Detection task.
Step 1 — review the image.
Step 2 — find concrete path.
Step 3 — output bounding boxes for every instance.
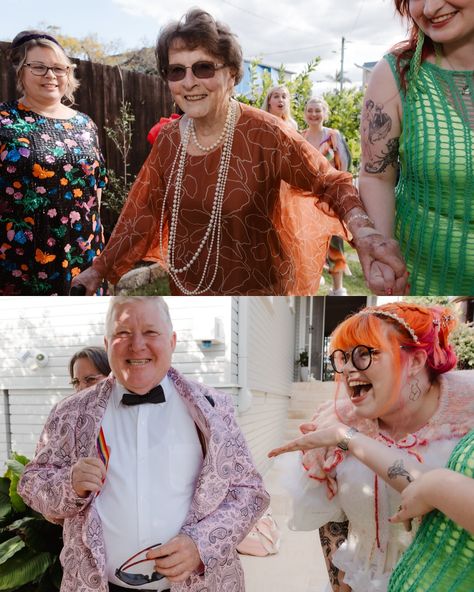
[240,464,330,592]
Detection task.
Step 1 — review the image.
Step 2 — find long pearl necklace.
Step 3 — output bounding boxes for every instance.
[159,99,237,295]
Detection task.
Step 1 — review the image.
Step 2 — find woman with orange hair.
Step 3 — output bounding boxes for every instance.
[269,302,474,591]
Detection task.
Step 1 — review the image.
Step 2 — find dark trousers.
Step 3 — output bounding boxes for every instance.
[108,583,170,592]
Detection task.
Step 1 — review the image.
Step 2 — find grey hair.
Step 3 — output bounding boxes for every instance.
[10,30,79,104]
[105,297,173,337]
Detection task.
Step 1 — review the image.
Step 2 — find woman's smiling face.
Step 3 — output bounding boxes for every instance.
[409,0,474,46]
[338,326,408,421]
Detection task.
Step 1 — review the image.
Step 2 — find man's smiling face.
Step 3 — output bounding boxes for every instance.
[105,300,176,394]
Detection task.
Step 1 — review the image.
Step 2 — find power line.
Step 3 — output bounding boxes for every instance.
[220,0,310,34]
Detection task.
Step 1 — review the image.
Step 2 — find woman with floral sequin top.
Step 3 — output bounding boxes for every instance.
[0,30,107,295]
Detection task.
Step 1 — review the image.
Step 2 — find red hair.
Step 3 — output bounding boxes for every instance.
[391,0,435,91]
[331,302,458,378]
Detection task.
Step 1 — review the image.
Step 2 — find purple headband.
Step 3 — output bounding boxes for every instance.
[11,34,62,50]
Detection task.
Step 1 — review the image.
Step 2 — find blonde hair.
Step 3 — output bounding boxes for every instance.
[304,97,330,121]
[10,30,79,104]
[262,85,297,128]
[105,296,173,337]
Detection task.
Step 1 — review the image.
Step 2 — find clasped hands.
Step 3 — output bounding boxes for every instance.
[352,229,409,296]
[71,457,203,582]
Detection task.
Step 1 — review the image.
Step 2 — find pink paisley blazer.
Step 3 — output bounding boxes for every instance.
[18,368,269,592]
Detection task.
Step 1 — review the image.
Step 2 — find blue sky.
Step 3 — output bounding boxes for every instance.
[2,0,408,90]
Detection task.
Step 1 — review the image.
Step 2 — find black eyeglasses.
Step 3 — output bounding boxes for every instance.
[24,62,69,77]
[115,543,165,586]
[164,61,226,82]
[329,345,380,374]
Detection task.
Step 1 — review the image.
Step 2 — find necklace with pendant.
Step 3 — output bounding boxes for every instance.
[159,100,237,295]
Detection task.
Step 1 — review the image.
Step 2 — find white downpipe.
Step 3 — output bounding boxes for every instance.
[307,297,313,382]
[237,297,253,413]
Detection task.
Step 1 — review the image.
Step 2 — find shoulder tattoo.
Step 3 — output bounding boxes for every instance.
[364,137,399,174]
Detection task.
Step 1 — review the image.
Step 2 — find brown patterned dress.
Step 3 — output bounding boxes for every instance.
[93,103,361,295]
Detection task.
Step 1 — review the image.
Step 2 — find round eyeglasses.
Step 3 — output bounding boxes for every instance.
[24,62,69,77]
[164,61,226,82]
[329,345,380,374]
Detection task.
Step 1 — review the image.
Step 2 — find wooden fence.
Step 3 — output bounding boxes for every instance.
[0,42,174,231]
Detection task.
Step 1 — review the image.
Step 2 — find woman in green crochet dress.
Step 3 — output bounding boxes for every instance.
[359,0,474,295]
[388,430,474,591]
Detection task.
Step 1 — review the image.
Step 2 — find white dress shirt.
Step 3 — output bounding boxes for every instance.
[94,375,204,590]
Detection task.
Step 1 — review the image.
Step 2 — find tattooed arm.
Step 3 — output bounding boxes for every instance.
[359,58,402,238]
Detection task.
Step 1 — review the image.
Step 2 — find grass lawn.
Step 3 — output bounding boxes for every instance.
[127,246,369,296]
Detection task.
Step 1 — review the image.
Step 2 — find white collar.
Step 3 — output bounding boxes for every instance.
[111,374,173,409]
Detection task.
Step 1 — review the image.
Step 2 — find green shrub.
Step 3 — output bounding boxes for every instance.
[451,322,474,370]
[0,454,62,591]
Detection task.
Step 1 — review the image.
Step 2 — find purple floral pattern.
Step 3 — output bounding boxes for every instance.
[0,100,107,295]
[18,368,269,591]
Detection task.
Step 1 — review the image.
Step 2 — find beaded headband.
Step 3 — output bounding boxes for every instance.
[361,308,419,343]
[11,34,62,49]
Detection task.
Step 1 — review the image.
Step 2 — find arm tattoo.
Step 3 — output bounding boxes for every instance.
[319,521,350,590]
[387,459,414,483]
[364,138,400,174]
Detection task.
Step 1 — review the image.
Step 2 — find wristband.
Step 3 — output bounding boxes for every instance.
[336,426,359,451]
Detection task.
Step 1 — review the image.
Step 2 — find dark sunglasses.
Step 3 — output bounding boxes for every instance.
[164,61,226,81]
[329,345,380,374]
[115,543,165,586]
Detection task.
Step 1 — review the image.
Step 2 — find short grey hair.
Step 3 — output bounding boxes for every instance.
[105,297,173,337]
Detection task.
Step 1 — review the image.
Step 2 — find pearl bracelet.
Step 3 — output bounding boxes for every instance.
[346,212,375,226]
[336,426,359,451]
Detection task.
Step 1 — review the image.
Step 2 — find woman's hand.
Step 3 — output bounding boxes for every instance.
[268,423,349,458]
[389,470,438,524]
[353,230,408,295]
[70,267,103,295]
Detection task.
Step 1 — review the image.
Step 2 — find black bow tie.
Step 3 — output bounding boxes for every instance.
[121,385,166,406]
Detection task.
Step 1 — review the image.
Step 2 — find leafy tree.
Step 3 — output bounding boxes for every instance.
[235,58,320,129]
[44,26,120,64]
[0,453,63,591]
[323,87,364,172]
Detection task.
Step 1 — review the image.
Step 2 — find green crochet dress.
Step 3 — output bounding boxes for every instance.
[385,53,474,295]
[388,430,474,592]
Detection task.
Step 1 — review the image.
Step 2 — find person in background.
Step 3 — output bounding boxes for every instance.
[0,30,107,295]
[261,87,348,294]
[19,296,269,592]
[72,9,408,297]
[359,0,474,295]
[302,97,352,296]
[69,346,111,392]
[269,302,474,592]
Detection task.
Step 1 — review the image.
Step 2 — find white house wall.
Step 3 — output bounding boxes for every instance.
[0,296,233,465]
[236,297,295,475]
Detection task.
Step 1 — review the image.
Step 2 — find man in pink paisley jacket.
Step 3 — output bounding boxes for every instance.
[19,297,269,592]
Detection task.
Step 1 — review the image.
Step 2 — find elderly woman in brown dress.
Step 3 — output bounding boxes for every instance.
[73,8,407,296]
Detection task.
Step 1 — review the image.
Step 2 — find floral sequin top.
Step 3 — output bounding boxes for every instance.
[0,100,107,295]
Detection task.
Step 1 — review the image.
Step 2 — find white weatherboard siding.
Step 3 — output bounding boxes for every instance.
[0,296,232,465]
[236,297,295,475]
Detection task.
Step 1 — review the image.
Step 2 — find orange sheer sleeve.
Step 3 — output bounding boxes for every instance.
[92,141,166,284]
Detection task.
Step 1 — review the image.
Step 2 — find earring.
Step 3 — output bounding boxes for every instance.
[409,377,422,401]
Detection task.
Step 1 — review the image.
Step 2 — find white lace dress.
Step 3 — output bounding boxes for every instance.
[281,371,474,592]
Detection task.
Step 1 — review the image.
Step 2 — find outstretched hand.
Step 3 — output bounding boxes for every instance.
[354,233,409,295]
[268,423,348,458]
